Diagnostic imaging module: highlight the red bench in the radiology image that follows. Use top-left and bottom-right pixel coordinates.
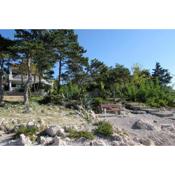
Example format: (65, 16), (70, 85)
(100, 104), (121, 114)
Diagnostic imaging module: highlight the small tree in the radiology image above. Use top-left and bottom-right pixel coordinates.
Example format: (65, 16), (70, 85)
(152, 62), (172, 85)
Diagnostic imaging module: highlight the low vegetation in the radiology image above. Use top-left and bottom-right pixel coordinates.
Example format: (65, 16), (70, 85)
(41, 62), (175, 111)
(94, 121), (113, 137)
(67, 129), (95, 140)
(15, 125), (38, 141)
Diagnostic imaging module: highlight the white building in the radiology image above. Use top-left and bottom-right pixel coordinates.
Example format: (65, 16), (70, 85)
(6, 64), (52, 92)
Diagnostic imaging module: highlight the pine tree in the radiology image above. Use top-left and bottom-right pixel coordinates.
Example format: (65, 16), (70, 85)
(152, 62), (172, 85)
(49, 30), (87, 90)
(0, 35), (14, 105)
(14, 30), (53, 112)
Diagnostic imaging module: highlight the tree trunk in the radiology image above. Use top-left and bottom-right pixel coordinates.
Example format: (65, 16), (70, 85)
(24, 57), (32, 112)
(34, 74), (36, 93)
(21, 74), (24, 88)
(39, 75), (41, 89)
(0, 70), (4, 106)
(58, 59), (62, 91)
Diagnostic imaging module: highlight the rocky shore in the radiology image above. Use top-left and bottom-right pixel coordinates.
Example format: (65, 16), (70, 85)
(1, 102), (175, 146)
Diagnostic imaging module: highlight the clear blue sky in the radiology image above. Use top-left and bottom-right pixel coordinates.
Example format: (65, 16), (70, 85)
(1, 29), (175, 84)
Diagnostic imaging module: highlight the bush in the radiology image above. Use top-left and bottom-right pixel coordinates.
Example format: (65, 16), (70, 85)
(91, 97), (104, 113)
(81, 94), (93, 110)
(113, 79), (175, 107)
(94, 121), (113, 137)
(15, 125), (38, 141)
(39, 83), (86, 105)
(39, 94), (63, 105)
(68, 129), (95, 140)
(59, 83), (83, 101)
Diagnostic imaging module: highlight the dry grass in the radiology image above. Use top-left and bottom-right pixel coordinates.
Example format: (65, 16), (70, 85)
(0, 102), (87, 128)
(4, 96), (24, 102)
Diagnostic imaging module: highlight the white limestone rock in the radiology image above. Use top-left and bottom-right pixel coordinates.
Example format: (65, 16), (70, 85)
(39, 136), (53, 145)
(45, 125), (65, 137)
(52, 136), (66, 146)
(17, 134), (32, 146)
(161, 124), (175, 132)
(90, 140), (106, 146)
(27, 121), (36, 129)
(132, 119), (155, 130)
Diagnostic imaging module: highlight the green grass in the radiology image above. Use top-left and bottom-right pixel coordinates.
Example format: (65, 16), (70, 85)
(68, 129), (95, 140)
(31, 96), (44, 103)
(94, 121), (113, 137)
(15, 125), (38, 141)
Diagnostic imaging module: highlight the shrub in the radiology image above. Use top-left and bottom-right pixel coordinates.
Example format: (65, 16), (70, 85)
(39, 83), (86, 105)
(59, 83), (83, 101)
(15, 125), (38, 141)
(91, 97), (104, 113)
(94, 121), (113, 137)
(39, 94), (63, 105)
(81, 94), (93, 110)
(68, 129), (95, 140)
(113, 78), (175, 107)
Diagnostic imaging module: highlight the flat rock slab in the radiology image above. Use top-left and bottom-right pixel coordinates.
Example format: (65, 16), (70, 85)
(143, 108), (159, 113)
(150, 111), (174, 117)
(130, 110), (146, 114)
(0, 133), (15, 146)
(96, 114), (117, 118)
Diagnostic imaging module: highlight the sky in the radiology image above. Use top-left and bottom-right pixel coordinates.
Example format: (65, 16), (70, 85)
(0, 29), (175, 84)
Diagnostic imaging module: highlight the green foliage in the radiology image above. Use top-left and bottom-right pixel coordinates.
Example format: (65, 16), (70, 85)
(39, 93), (63, 105)
(2, 30), (175, 110)
(107, 64), (131, 85)
(15, 125), (38, 141)
(80, 94), (93, 110)
(152, 62), (172, 85)
(94, 121), (113, 137)
(68, 129), (95, 140)
(59, 83), (83, 100)
(113, 77), (175, 107)
(91, 97), (104, 112)
(41, 83), (87, 105)
(109, 64), (175, 107)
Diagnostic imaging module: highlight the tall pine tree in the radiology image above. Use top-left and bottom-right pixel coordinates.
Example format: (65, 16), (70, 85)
(14, 30), (53, 112)
(152, 62), (172, 85)
(0, 35), (14, 105)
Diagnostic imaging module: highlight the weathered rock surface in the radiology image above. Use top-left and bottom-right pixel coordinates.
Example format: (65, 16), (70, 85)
(52, 136), (66, 146)
(1, 103), (175, 146)
(161, 124), (175, 132)
(0, 130), (5, 136)
(27, 121), (36, 129)
(150, 111), (174, 117)
(0, 121), (15, 133)
(111, 141), (120, 146)
(39, 136), (53, 145)
(125, 102), (146, 111)
(45, 125), (65, 137)
(138, 138), (154, 146)
(90, 140), (106, 146)
(17, 134), (32, 146)
(112, 133), (122, 141)
(130, 110), (146, 114)
(132, 119), (155, 130)
(76, 137), (88, 143)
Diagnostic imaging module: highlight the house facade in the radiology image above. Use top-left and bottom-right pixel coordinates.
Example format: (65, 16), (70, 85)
(5, 63), (52, 92)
